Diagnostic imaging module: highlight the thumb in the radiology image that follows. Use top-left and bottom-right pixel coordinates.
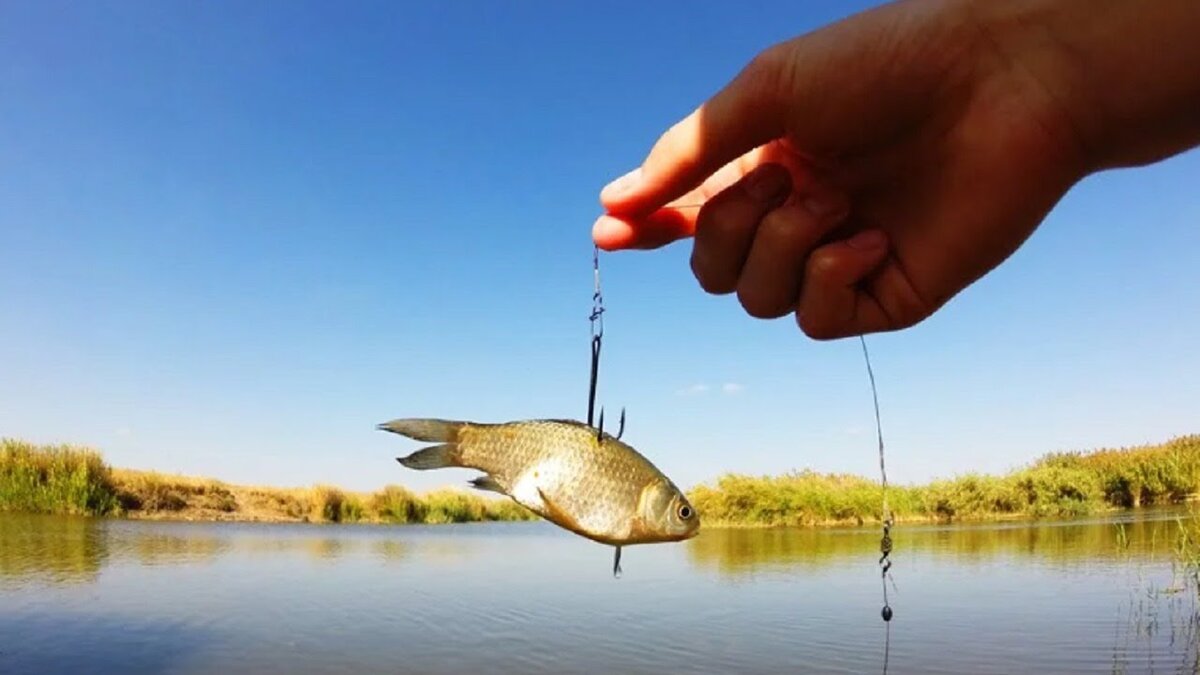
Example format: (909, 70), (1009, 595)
(599, 47), (793, 216)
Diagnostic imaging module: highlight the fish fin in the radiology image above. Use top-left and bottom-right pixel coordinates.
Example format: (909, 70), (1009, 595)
(536, 487), (591, 540)
(396, 443), (459, 470)
(377, 418), (465, 442)
(468, 475), (505, 494)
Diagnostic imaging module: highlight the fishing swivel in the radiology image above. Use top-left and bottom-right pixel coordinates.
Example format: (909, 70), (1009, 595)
(860, 335), (896, 628)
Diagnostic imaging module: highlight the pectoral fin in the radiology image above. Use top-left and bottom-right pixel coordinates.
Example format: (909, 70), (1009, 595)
(468, 475), (505, 494)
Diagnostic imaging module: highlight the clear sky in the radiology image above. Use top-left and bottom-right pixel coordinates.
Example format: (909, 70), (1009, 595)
(2, 0), (1197, 495)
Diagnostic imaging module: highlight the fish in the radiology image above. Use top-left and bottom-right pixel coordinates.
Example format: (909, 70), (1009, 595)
(377, 416), (700, 575)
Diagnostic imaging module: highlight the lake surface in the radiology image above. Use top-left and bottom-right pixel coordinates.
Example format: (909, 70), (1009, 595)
(1, 509), (1197, 674)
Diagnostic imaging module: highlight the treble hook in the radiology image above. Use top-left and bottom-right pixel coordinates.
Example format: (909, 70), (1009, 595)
(595, 406), (627, 441)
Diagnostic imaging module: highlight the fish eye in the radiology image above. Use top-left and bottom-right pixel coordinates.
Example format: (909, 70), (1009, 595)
(677, 504), (693, 520)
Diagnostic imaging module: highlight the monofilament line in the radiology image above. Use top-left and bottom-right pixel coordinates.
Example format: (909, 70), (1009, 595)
(860, 335), (888, 518)
(859, 334), (894, 673)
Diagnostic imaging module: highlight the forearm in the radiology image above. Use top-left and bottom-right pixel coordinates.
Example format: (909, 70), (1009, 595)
(978, 0), (1200, 172)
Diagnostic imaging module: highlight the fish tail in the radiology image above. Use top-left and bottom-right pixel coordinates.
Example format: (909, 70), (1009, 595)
(376, 418), (465, 443)
(378, 418), (468, 471)
(396, 443), (459, 470)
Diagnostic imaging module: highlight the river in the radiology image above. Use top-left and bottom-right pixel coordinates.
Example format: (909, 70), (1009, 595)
(1, 508), (1197, 674)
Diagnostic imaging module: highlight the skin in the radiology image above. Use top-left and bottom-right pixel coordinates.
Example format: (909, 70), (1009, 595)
(592, 0), (1200, 340)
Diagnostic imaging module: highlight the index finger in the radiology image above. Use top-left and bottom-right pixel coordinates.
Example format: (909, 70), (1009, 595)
(593, 142), (813, 250)
(598, 48), (790, 218)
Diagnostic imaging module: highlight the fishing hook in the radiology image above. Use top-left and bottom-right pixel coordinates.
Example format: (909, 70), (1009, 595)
(595, 406), (627, 442)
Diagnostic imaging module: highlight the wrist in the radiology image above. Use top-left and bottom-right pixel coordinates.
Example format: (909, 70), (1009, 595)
(973, 0), (1200, 173)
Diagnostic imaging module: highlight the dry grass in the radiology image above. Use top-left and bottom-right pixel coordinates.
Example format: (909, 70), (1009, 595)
(689, 434), (1200, 528)
(1, 438), (536, 525)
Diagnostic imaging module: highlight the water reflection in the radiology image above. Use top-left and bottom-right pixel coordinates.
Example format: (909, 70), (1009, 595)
(686, 509), (1194, 576)
(0, 515), (108, 585)
(0, 510), (1196, 674)
(1, 509), (1194, 587)
(127, 532), (230, 567)
(372, 539), (407, 563)
(0, 515), (491, 587)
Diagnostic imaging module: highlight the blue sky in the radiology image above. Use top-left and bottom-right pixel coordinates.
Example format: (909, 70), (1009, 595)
(2, 0), (1197, 494)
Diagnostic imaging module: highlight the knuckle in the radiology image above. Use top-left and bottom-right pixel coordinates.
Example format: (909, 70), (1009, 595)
(739, 45), (788, 99)
(805, 248), (841, 282)
(759, 204), (806, 243)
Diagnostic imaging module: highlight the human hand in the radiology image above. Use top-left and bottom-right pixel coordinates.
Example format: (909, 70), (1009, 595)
(592, 0), (1200, 339)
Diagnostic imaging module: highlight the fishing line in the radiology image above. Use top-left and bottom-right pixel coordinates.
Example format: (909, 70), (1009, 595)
(587, 213), (901, 641)
(609, 195), (902, 667)
(860, 334), (895, 675)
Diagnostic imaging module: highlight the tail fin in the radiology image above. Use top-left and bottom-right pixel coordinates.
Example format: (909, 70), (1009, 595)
(376, 418), (464, 442)
(396, 444), (458, 470)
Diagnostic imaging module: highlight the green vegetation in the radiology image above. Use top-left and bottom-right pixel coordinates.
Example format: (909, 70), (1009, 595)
(1176, 507), (1200, 595)
(0, 438), (537, 525)
(5, 434), (1198, 529)
(688, 434), (1200, 527)
(0, 440), (119, 516)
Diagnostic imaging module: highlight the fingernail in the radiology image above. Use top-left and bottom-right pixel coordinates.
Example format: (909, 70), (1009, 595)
(601, 168), (643, 200)
(803, 193), (848, 221)
(745, 165), (790, 203)
(846, 229), (887, 250)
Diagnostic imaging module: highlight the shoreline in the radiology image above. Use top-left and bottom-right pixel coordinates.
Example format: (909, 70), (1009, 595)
(3, 434), (1199, 529)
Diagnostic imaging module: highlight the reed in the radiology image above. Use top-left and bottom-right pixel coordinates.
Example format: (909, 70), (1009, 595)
(0, 438), (535, 525)
(4, 434), (1195, 528)
(0, 439), (119, 516)
(689, 434), (1200, 527)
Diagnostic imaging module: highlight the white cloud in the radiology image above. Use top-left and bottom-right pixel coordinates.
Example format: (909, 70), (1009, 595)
(677, 382), (746, 396)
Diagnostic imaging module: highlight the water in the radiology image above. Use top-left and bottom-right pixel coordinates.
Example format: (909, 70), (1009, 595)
(1, 509), (1197, 674)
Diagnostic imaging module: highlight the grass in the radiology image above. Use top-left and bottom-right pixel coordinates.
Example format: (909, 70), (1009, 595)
(1175, 507), (1200, 595)
(0, 438), (538, 525)
(0, 440), (119, 516)
(688, 434), (1200, 528)
(5, 434), (1197, 529)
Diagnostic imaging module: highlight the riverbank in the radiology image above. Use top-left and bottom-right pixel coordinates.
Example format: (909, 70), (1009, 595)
(2, 434), (1198, 528)
(690, 434), (1200, 527)
(0, 439), (535, 525)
